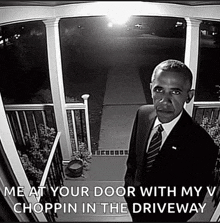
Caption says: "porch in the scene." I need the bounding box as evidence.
[1,1,220,222]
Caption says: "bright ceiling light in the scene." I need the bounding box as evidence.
[107,11,130,25]
[108,22,113,28]
[106,2,134,25]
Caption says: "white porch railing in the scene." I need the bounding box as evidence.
[193,101,220,222]
[4,94,92,156]
[3,94,91,220]
[65,94,91,155]
[193,101,220,124]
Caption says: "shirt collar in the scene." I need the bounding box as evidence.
[153,111,183,136]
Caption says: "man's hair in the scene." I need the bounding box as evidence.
[151,59,193,88]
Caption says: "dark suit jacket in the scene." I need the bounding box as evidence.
[124,105,218,221]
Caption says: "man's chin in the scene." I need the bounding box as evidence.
[157,110,175,123]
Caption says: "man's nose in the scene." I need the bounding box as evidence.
[160,93,172,104]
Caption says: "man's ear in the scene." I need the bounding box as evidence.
[186,89,195,103]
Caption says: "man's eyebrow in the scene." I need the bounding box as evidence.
[170,87,182,92]
[153,86,163,88]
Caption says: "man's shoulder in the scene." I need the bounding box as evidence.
[138,104,154,113]
[137,104,155,118]
[182,111,211,135]
[183,111,217,146]
[179,112,218,158]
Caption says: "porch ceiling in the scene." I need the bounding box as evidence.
[0,1,91,7]
[0,1,220,7]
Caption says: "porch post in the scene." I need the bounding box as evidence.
[43,18,72,161]
[184,18,201,116]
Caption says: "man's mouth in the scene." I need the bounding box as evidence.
[156,109,175,122]
[157,109,174,114]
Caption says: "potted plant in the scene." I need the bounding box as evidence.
[65,142,91,178]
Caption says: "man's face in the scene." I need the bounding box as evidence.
[150,69,194,123]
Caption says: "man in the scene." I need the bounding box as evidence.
[124,59,219,222]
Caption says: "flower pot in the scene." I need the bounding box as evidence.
[65,159,83,178]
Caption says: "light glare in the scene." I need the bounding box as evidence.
[106,2,134,25]
[108,22,113,28]
[107,12,130,25]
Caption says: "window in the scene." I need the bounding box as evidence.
[195,20,220,101]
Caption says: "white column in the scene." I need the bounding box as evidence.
[210,202,220,221]
[0,93,47,221]
[184,18,201,116]
[43,18,72,161]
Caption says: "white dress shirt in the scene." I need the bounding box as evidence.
[146,111,183,152]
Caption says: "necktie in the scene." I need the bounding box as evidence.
[145,124,164,172]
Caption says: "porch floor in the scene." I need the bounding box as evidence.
[56,155,216,222]
[56,155,132,222]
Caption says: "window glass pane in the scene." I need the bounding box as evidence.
[59,15,186,104]
[0,21,50,104]
[195,20,220,101]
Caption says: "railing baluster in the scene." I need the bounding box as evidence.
[56,142,64,184]
[9,113,20,144]
[53,152,60,186]
[6,113,16,142]
[41,110,47,129]
[32,111,39,138]
[15,111,26,145]
[217,108,220,123]
[85,109,91,154]
[71,110,79,152]
[210,109,214,123]
[82,94,92,154]
[202,108,205,121]
[23,111,31,138]
[53,147,64,186]
[80,110,85,142]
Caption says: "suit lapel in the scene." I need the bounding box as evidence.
[143,115,155,151]
[138,106,156,163]
[160,109,192,152]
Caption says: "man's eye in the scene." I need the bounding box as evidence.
[154,88,163,93]
[172,90,181,95]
